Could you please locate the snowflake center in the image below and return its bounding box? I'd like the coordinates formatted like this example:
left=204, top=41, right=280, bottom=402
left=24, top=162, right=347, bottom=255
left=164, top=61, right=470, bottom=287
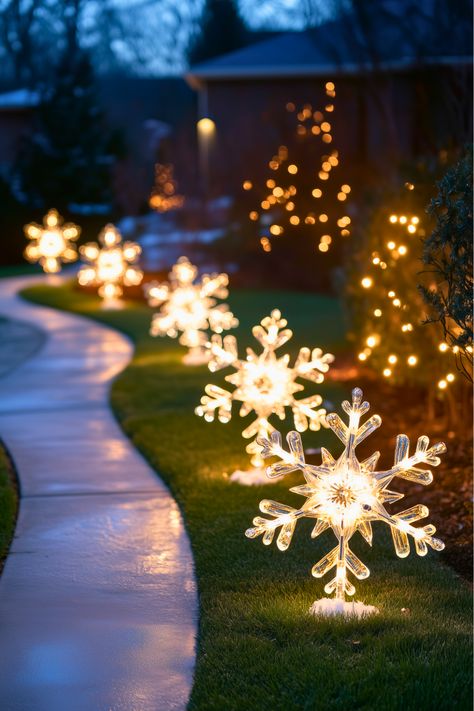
left=40, top=230, right=65, bottom=258
left=315, top=468, right=375, bottom=525
left=243, top=360, right=293, bottom=407
left=98, top=249, right=125, bottom=281
left=330, top=483, right=357, bottom=507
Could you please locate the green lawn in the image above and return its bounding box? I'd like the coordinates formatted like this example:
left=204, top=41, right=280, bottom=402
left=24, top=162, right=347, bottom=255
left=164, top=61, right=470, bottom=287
left=21, top=280, right=473, bottom=711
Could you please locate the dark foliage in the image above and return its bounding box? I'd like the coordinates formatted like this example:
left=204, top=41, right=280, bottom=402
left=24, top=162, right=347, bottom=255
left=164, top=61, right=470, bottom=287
left=420, top=148, right=473, bottom=380
left=15, top=50, right=124, bottom=210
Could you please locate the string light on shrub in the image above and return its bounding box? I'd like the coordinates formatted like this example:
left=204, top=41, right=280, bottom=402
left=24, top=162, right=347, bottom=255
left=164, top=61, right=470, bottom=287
left=24, top=209, right=80, bottom=273
left=196, top=309, right=334, bottom=484
left=354, top=196, right=459, bottom=390
left=145, top=256, right=238, bottom=365
left=246, top=387, right=446, bottom=617
left=78, top=224, right=142, bottom=303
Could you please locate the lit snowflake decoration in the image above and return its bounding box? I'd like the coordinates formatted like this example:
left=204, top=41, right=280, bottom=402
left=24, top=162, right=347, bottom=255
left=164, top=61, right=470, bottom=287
left=78, top=224, right=143, bottom=302
left=24, top=208, right=80, bottom=273
left=196, top=309, right=334, bottom=483
left=145, top=256, right=238, bottom=365
left=246, top=387, right=446, bottom=616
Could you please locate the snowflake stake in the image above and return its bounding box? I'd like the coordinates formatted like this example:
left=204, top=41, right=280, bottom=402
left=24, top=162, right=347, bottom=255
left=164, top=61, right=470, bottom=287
left=24, top=208, right=80, bottom=273
left=78, top=224, right=143, bottom=303
left=196, top=309, right=334, bottom=484
left=145, top=256, right=238, bottom=365
left=246, top=387, right=446, bottom=616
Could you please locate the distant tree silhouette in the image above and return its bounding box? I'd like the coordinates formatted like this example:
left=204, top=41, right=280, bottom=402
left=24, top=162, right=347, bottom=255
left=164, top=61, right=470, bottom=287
left=187, top=0, right=248, bottom=66
left=16, top=50, right=123, bottom=209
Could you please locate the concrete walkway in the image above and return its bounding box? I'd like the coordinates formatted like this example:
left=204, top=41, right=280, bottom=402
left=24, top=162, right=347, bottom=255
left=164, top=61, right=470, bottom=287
left=0, top=275, right=197, bottom=711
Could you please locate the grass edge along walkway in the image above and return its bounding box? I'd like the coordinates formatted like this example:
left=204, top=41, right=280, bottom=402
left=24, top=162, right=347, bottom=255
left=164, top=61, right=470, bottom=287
left=0, top=441, right=19, bottom=573
left=20, top=281, right=473, bottom=711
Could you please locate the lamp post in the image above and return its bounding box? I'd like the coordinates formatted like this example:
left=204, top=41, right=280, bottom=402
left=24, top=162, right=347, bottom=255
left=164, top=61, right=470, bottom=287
left=197, top=116, right=216, bottom=206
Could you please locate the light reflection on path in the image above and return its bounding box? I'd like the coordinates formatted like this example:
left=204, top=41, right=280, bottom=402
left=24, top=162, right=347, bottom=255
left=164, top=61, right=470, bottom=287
left=0, top=275, right=197, bottom=711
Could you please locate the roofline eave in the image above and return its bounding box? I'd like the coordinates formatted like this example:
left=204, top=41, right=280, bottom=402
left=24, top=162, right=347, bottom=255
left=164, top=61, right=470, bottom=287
left=185, top=55, right=472, bottom=83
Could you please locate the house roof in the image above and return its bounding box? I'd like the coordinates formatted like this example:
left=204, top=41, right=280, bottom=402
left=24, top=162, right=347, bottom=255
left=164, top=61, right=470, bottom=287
left=186, top=8, right=472, bottom=84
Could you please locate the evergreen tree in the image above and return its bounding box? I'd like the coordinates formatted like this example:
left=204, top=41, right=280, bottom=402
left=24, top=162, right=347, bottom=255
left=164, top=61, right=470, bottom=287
left=16, top=50, right=123, bottom=210
left=187, top=0, right=247, bottom=66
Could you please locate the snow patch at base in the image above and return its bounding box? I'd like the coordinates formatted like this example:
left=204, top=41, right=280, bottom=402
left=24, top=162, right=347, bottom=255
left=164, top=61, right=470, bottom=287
left=101, top=298, right=125, bottom=311
left=182, top=351, right=210, bottom=366
left=309, top=598, right=379, bottom=618
left=229, top=468, right=274, bottom=486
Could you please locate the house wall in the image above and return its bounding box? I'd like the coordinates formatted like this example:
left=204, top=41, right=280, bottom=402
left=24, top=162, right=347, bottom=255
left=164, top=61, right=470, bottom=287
left=193, top=66, right=471, bottom=197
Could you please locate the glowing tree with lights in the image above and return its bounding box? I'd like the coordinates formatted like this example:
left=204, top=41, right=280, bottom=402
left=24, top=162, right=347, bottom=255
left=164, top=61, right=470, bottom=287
left=196, top=309, right=334, bottom=484
left=78, top=224, right=143, bottom=302
left=24, top=209, right=80, bottom=273
left=246, top=387, right=446, bottom=617
left=242, top=81, right=352, bottom=257
left=145, top=256, right=238, bottom=365
left=346, top=181, right=463, bottom=416
left=149, top=163, right=184, bottom=213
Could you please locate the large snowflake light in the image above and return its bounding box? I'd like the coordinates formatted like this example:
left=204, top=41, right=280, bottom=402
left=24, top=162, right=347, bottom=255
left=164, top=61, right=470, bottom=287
left=78, top=224, right=143, bottom=302
left=145, top=256, right=238, bottom=365
left=24, top=208, right=80, bottom=273
left=196, top=309, right=334, bottom=483
left=246, top=387, right=446, bottom=616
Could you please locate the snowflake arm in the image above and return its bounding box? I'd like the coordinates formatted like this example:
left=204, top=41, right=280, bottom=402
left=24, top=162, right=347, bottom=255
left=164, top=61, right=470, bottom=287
left=195, top=384, right=233, bottom=423
left=207, top=334, right=239, bottom=372
left=294, top=347, right=335, bottom=383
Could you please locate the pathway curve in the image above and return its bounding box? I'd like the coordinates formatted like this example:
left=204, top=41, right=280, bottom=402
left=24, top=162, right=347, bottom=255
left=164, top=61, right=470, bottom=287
left=0, top=275, right=197, bottom=711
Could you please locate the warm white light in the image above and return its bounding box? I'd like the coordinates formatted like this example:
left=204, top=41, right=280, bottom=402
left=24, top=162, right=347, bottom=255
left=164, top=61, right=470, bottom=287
left=438, top=379, right=447, bottom=389
left=407, top=355, right=417, bottom=366
left=145, top=256, right=237, bottom=365
left=246, top=388, right=445, bottom=610
left=24, top=209, right=80, bottom=273
left=388, top=354, right=397, bottom=364
left=196, top=309, right=334, bottom=476
left=446, top=373, right=455, bottom=382
left=78, top=224, right=142, bottom=301
left=439, top=342, right=449, bottom=352
left=361, top=277, right=373, bottom=289
left=197, top=117, right=216, bottom=136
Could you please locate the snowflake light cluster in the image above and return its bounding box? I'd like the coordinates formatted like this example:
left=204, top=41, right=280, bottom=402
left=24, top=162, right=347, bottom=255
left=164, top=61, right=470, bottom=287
left=78, top=224, right=143, bottom=301
left=196, top=309, right=334, bottom=481
left=145, top=256, right=238, bottom=365
left=246, top=387, right=446, bottom=614
left=24, top=208, right=80, bottom=273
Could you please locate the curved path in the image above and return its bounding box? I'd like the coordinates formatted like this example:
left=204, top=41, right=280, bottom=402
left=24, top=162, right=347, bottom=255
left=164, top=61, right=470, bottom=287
left=0, top=275, right=197, bottom=711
